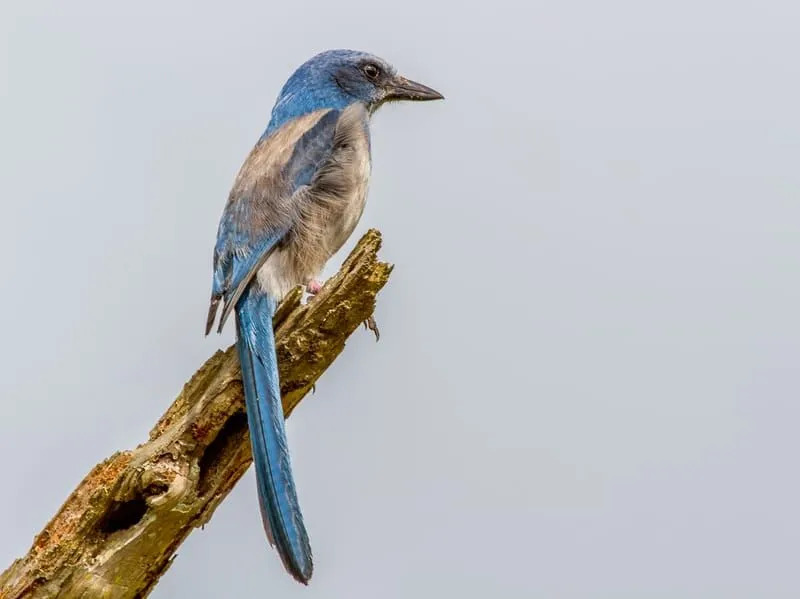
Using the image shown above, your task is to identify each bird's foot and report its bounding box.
[305,279,323,298]
[363,315,380,342]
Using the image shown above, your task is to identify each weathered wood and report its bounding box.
[0,229,392,599]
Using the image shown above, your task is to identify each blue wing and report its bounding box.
[205,109,341,335]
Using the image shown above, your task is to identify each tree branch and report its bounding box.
[0,229,392,599]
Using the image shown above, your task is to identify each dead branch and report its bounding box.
[0,229,392,599]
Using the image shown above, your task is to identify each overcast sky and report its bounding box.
[1,1,799,597]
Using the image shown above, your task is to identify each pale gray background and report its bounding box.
[1,1,799,597]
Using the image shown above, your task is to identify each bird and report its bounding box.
[205,49,442,584]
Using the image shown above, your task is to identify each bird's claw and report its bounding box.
[363,315,380,342]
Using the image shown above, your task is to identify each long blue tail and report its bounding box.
[235,286,313,584]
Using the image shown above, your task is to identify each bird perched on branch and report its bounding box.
[205,49,442,584]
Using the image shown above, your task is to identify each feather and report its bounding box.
[236,288,313,583]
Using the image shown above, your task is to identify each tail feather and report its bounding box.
[235,287,313,584]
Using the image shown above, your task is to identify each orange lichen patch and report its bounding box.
[31,452,133,554]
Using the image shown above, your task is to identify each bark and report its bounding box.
[0,229,392,599]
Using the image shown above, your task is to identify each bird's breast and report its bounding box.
[307,103,372,260]
[330,134,371,252]
[256,104,372,299]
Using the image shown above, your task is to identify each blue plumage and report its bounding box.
[236,288,312,581]
[283,110,341,188]
[264,50,377,136]
[206,49,442,584]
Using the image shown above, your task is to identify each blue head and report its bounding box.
[264,49,443,136]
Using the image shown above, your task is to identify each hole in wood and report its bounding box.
[197,410,249,497]
[97,496,148,534]
[144,481,169,497]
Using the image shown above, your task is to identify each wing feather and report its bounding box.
[206,108,341,334]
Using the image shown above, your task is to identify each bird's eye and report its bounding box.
[362,63,381,80]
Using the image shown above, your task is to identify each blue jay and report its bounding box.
[205,49,442,584]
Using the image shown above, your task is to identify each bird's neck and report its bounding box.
[263,86,366,139]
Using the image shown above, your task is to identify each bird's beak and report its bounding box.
[385,74,444,102]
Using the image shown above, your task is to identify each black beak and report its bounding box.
[386,75,444,102]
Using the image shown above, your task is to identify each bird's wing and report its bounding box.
[206,108,341,334]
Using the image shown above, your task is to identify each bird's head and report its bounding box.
[266,49,443,133]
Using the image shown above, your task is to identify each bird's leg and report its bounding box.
[305,279,323,295]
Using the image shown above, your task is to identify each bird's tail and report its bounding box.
[235,286,313,584]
